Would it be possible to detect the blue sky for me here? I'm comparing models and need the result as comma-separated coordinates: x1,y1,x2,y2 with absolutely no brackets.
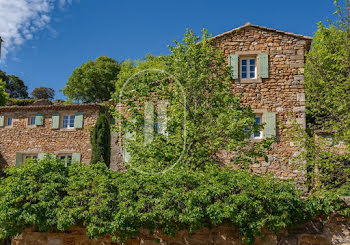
0,0,336,99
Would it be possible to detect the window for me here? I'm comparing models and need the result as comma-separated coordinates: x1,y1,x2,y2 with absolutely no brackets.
59,154,72,167
241,58,256,79
5,117,12,127
62,115,75,129
23,154,37,163
253,115,263,139
28,116,36,126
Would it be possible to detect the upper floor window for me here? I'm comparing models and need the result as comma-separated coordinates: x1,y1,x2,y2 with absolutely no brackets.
241,58,256,80
28,116,36,126
6,117,13,127
62,115,75,129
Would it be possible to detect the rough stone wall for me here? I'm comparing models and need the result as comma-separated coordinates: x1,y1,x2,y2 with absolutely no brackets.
211,26,311,183
0,105,99,166
12,214,350,245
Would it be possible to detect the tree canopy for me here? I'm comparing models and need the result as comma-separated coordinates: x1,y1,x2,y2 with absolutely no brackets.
114,30,272,174
305,0,350,144
0,70,28,99
0,80,9,106
63,56,120,103
31,87,55,100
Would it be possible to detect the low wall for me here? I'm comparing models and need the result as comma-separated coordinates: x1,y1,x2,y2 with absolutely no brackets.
11,214,349,245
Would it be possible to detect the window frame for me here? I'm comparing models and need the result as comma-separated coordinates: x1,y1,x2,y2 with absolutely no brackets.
58,153,73,167
61,114,75,129
5,116,13,127
252,115,264,140
27,115,37,127
23,153,38,163
240,57,257,80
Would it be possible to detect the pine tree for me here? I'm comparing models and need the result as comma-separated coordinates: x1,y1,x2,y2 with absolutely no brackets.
90,112,111,167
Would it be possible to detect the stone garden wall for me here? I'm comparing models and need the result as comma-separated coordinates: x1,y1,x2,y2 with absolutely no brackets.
12,214,349,245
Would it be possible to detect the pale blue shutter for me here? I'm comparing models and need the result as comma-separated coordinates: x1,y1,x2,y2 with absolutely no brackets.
0,115,4,127
51,113,60,129
74,112,84,129
228,54,239,79
38,153,46,160
258,53,269,78
263,112,276,138
72,153,81,162
16,153,23,167
35,113,44,126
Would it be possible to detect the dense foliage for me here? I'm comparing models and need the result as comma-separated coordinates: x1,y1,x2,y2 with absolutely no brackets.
114,30,272,173
31,87,55,100
90,112,111,167
305,0,350,144
7,98,36,106
0,70,28,99
0,159,347,244
290,0,350,193
0,80,8,106
63,56,120,103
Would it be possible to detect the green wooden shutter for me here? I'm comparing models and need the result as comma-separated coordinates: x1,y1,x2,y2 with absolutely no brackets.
16,153,23,167
38,153,46,160
263,112,276,138
51,113,60,129
35,113,44,126
228,54,239,79
0,115,4,127
74,112,84,129
72,153,81,162
258,53,269,78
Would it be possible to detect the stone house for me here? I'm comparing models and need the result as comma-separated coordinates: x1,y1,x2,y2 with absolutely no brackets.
211,23,312,182
0,101,100,168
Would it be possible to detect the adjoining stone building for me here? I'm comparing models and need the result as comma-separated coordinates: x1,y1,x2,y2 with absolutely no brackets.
0,101,100,168
211,23,312,182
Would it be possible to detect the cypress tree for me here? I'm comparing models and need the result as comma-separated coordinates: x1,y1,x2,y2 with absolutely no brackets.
90,112,111,167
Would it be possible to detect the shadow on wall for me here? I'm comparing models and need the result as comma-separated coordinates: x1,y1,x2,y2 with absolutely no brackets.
0,152,7,178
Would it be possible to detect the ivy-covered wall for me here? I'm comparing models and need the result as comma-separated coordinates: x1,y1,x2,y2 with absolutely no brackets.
12,214,350,245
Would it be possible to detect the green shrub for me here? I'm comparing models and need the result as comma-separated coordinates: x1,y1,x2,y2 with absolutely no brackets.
7,98,36,106
0,159,347,244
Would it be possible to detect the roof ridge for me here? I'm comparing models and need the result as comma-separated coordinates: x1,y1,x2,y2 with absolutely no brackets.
211,23,312,40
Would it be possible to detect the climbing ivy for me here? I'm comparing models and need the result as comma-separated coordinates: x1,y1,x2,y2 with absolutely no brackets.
0,159,347,245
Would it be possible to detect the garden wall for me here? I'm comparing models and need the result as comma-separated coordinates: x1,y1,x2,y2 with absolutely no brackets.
12,214,349,245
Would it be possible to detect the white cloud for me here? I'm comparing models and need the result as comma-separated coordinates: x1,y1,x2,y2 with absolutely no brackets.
0,0,73,60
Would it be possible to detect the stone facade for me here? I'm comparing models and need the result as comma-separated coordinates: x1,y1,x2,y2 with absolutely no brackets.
211,23,312,183
11,214,350,245
0,104,100,167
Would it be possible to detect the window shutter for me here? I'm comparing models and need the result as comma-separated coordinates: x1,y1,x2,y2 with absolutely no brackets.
35,113,44,126
158,101,168,136
74,112,84,129
51,113,60,129
123,131,133,163
228,54,239,79
72,153,81,162
16,153,23,167
258,53,269,78
263,112,276,138
38,153,46,160
0,115,4,127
